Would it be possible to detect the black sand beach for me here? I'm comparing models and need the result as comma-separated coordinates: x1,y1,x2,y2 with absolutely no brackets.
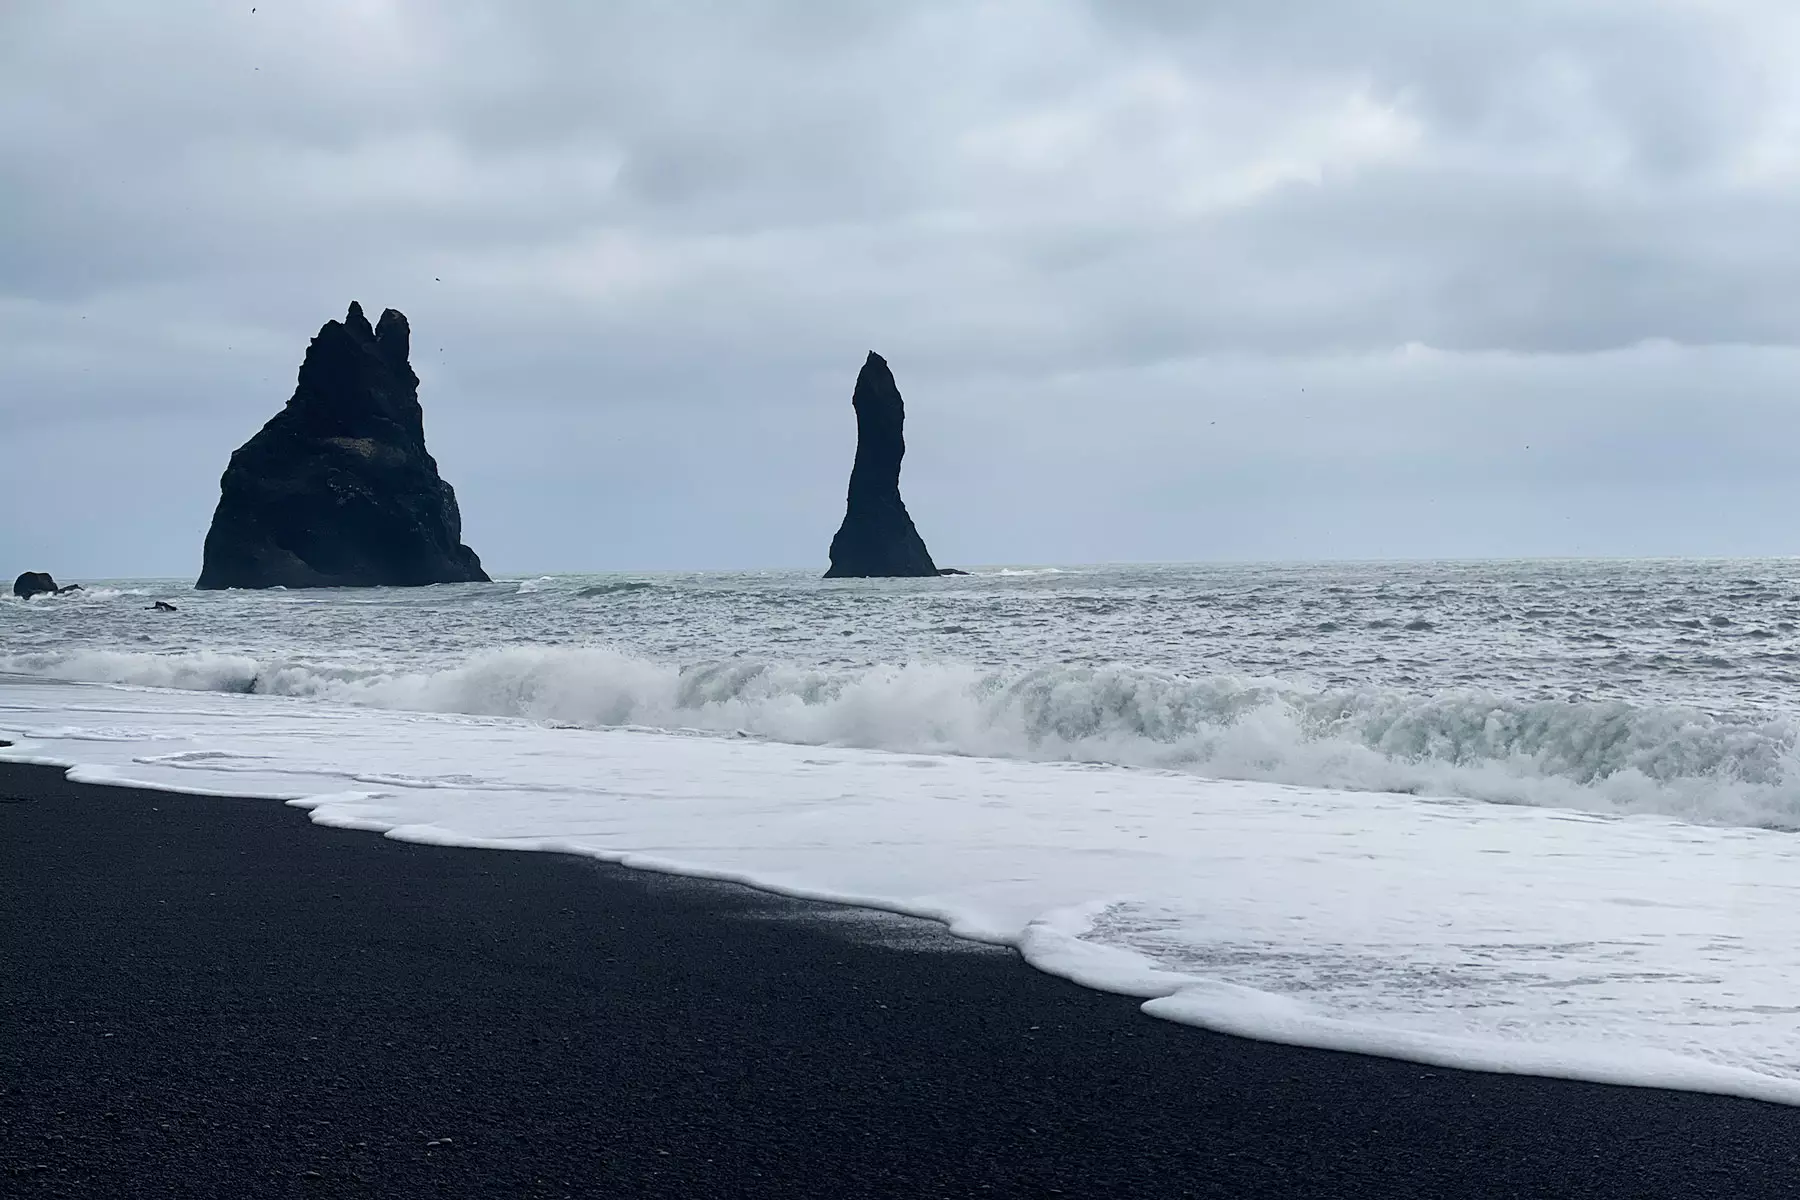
2,760,1795,1199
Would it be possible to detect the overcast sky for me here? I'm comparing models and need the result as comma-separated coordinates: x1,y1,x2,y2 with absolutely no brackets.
7,1,1800,577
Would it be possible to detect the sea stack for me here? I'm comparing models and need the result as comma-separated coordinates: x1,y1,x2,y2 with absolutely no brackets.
196,303,489,590
825,352,940,578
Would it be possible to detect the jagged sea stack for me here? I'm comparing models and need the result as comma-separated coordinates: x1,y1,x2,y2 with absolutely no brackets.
825,352,940,578
196,303,488,590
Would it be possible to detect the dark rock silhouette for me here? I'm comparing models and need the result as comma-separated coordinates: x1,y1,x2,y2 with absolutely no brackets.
14,572,59,599
149,601,179,612
197,303,488,590
825,353,941,578
13,573,80,599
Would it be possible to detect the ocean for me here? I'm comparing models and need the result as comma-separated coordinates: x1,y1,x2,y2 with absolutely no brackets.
7,559,1800,1102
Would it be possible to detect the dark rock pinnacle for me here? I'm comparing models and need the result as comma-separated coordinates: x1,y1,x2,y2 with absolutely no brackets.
825,352,941,579
196,303,489,590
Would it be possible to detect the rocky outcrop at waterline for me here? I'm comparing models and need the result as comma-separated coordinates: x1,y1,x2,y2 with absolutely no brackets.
825,352,943,579
196,302,489,590
13,572,81,599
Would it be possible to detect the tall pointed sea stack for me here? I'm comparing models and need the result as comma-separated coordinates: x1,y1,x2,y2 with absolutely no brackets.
196,302,489,590
825,352,940,578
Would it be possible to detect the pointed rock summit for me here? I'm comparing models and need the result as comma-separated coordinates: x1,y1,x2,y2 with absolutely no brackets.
196,302,489,590
825,352,941,578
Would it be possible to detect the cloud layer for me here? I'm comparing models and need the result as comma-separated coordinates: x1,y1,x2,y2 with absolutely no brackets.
6,1,1800,575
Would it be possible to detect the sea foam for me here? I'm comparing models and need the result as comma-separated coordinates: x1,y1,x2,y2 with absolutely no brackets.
4,644,1798,829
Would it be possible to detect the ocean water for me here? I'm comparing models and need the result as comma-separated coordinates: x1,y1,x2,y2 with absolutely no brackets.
7,559,1800,1101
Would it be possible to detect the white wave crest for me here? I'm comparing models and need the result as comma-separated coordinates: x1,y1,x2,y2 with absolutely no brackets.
2,586,150,603
6,644,1799,828
2,649,265,692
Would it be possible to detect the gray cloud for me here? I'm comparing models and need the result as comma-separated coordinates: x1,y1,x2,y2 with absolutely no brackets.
5,1,1800,576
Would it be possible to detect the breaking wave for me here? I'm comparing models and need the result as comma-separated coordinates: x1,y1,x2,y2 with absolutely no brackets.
5,644,1799,829
575,581,657,598
2,586,150,603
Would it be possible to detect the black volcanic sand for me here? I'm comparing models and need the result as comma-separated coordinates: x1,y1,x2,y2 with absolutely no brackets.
2,761,1795,1199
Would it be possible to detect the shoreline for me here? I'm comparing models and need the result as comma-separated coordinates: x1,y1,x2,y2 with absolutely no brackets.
3,760,1797,1198
9,673,1800,1110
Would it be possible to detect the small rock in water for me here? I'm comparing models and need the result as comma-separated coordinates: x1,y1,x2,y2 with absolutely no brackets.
13,571,60,599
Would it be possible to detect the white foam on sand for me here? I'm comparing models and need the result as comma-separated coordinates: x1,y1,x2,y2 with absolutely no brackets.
6,677,1800,1106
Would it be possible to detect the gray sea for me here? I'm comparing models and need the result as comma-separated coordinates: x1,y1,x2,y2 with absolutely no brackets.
8,558,1800,826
